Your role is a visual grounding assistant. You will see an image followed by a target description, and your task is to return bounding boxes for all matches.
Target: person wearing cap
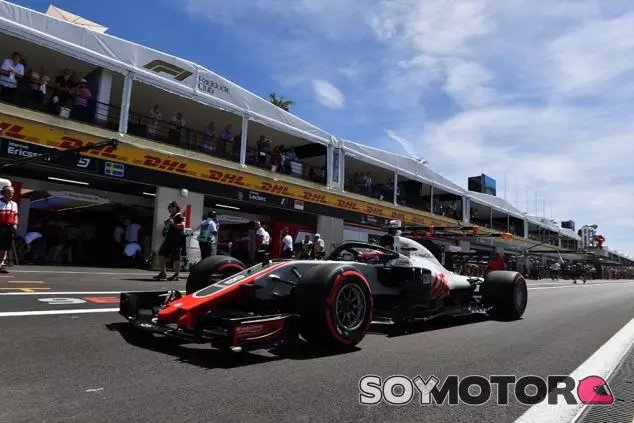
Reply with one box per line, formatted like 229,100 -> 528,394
312,233 -> 325,260
70,77 -> 93,123
196,211 -> 217,260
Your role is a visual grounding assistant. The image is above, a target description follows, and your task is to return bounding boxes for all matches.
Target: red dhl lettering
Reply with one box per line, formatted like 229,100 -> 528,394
303,192 -> 328,204
391,212 -> 405,220
206,169 -> 245,186
367,206 -> 383,215
0,124 -> 26,140
337,199 -> 358,210
260,182 -> 289,194
59,136 -> 119,159
59,136 -> 87,150
142,155 -> 188,173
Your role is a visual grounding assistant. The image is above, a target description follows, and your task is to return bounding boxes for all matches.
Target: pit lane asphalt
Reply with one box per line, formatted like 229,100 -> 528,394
0,269 -> 633,423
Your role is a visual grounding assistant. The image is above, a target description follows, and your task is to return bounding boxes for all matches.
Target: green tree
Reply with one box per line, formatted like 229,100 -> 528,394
269,92 -> 295,111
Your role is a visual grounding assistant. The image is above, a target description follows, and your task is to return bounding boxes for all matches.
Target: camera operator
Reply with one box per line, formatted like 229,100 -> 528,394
0,186 -> 18,273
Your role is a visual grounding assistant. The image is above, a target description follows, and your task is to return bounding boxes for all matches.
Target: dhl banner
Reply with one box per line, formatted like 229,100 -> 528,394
0,114 -> 445,226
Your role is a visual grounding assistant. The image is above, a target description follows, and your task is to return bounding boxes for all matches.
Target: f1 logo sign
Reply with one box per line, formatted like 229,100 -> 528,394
143,60 -> 193,81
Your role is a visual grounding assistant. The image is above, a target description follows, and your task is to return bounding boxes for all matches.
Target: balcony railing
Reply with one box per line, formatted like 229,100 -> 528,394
0,94 -> 325,185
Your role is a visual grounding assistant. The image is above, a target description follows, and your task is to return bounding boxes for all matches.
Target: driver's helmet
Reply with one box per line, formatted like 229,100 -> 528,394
358,249 -> 383,264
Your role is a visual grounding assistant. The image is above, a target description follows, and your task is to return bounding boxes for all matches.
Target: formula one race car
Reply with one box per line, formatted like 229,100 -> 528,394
119,224 -> 527,353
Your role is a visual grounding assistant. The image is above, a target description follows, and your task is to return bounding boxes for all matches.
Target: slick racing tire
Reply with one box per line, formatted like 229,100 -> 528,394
185,256 -> 246,294
481,270 -> 527,320
293,264 -> 373,350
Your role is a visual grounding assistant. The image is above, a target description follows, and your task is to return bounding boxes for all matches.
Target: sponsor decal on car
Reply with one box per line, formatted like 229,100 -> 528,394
235,324 -> 265,336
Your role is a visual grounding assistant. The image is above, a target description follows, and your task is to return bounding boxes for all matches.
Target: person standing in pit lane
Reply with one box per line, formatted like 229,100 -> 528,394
0,186 -> 18,273
280,228 -> 294,259
312,233 -> 325,260
255,221 -> 270,262
299,234 -> 313,259
196,211 -> 217,261
153,200 -> 185,281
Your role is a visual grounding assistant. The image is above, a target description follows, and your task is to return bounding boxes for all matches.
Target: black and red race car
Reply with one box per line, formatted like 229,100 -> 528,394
119,226 -> 527,353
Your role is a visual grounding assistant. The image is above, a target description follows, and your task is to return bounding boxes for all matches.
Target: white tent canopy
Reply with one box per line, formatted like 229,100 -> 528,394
45,5 -> 108,33
342,139 -> 466,196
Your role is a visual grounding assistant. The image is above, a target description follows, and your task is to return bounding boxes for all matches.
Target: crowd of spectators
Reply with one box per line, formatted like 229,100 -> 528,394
0,51 -> 94,123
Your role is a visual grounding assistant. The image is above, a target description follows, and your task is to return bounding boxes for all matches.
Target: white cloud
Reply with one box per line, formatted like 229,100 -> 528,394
312,80 -> 345,109
172,0 -> 634,254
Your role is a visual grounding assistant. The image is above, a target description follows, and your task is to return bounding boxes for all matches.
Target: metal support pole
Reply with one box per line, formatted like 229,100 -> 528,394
339,149 -> 345,190
430,184 -> 434,214
326,144 -> 334,188
393,170 -> 398,205
118,72 -> 133,134
239,113 -> 248,166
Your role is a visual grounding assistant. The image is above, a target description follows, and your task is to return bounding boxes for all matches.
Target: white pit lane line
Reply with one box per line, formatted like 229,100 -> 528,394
515,315 -> 634,423
0,308 -> 120,317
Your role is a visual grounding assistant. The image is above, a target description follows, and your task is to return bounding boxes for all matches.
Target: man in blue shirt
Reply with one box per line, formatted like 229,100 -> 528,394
196,211 -> 218,260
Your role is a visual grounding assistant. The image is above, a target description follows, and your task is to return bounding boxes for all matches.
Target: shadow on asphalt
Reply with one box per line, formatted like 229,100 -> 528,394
369,313 -> 508,338
105,322 -> 360,369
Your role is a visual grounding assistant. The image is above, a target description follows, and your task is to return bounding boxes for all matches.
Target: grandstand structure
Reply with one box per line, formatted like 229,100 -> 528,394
0,0 -> 631,267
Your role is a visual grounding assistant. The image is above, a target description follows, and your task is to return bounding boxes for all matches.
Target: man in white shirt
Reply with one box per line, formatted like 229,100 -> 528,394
312,233 -> 325,260
280,228 -> 294,259
0,52 -> 25,105
255,221 -> 270,262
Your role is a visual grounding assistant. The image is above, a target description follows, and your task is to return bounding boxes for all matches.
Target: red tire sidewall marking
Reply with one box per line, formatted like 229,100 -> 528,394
216,263 -> 245,273
324,270 -> 372,344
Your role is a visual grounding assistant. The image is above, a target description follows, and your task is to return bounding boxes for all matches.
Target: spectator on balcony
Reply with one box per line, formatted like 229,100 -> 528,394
0,52 -> 25,104
169,112 -> 186,145
256,136 -> 271,167
219,124 -> 235,158
50,69 -> 74,112
281,147 -> 295,174
203,122 -> 217,154
70,78 -> 93,123
148,104 -> 163,139
27,66 -> 49,109
363,172 -> 373,195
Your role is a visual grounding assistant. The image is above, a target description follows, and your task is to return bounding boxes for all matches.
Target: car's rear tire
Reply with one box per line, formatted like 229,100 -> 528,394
481,270 -> 527,320
185,256 -> 246,294
292,264 -> 373,350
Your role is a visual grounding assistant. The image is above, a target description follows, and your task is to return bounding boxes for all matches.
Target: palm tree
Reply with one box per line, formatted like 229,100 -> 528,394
269,92 -> 295,111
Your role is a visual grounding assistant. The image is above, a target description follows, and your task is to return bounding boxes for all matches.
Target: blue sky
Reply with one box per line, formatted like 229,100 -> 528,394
11,0 -> 634,255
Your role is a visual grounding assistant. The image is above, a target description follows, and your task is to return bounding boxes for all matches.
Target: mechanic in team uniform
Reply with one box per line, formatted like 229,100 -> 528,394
0,185 -> 18,273
486,253 -> 506,274
280,227 -> 294,259
299,233 -> 312,259
196,211 -> 218,260
154,200 -> 186,281
312,233 -> 325,259
255,221 -> 270,262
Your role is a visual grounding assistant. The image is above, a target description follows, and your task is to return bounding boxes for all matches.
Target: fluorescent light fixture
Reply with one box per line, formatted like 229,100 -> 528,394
215,203 -> 240,210
48,177 -> 89,186
142,192 -> 156,197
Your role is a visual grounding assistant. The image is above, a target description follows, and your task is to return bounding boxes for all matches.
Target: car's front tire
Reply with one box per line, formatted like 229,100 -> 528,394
185,256 -> 246,294
481,270 -> 527,320
292,264 -> 373,350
